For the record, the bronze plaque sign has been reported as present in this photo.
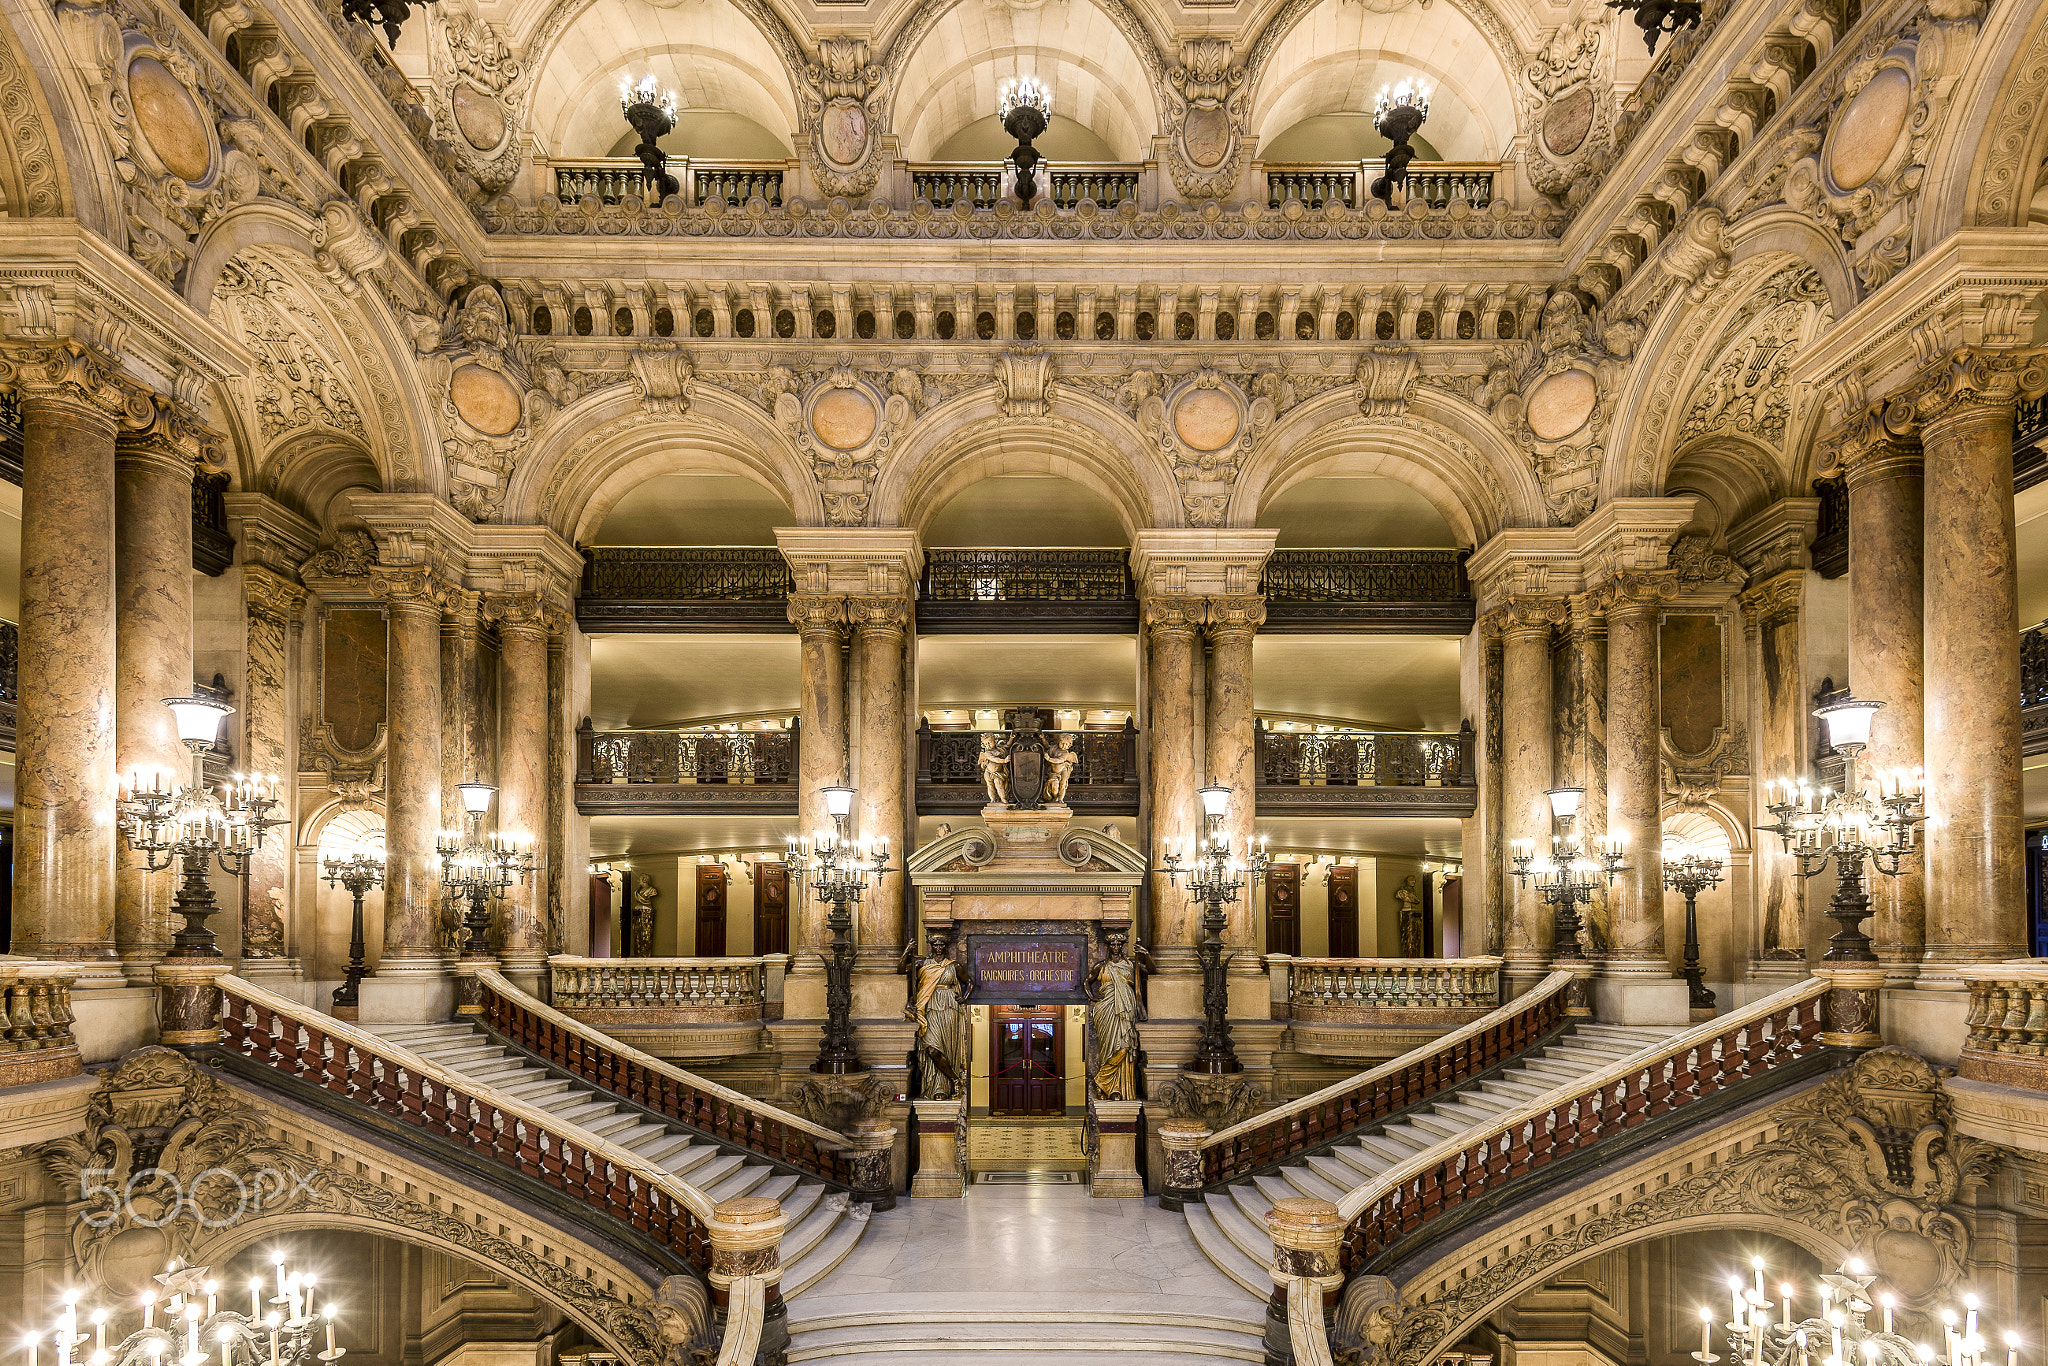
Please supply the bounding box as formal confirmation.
[967,934,1088,1003]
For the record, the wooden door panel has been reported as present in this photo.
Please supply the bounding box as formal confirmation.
[1266,863,1301,957]
[1327,865,1359,959]
[696,863,728,957]
[755,862,789,955]
[990,1007,1064,1116]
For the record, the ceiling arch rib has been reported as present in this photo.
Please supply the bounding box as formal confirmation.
[890,0,1160,164]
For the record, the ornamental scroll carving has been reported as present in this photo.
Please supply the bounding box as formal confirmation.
[32,1049,692,1366]
[1347,1048,1995,1366]
[426,3,525,194]
[1162,39,1249,201]
[801,38,887,200]
[754,360,921,525]
[1521,18,1613,207]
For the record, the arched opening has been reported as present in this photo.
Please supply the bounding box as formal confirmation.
[589,473,793,546]
[309,806,385,986]
[1259,476,1462,547]
[922,474,1127,547]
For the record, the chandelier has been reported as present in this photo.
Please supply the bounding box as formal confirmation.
[120,697,285,958]
[437,780,534,959]
[1162,785,1270,1074]
[785,786,891,1074]
[1711,1256,2018,1366]
[1509,786,1625,962]
[1759,694,1924,961]
[998,76,1053,209]
[618,75,681,200]
[340,0,434,49]
[1606,0,1701,55]
[24,1256,344,1366]
[1371,78,1431,206]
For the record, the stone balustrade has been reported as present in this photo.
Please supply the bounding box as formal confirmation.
[1273,956,1503,1025]
[547,954,787,1026]
[1959,963,2048,1087]
[0,959,82,1086]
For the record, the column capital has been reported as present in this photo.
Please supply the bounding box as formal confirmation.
[115,391,219,476]
[1889,346,2048,432]
[1481,594,1569,637]
[443,586,483,632]
[1204,594,1265,634]
[244,564,308,626]
[480,589,549,639]
[1817,398,1923,483]
[1727,498,1822,580]
[369,564,450,613]
[0,339,145,421]
[787,593,847,636]
[1566,591,1608,639]
[848,594,911,637]
[1591,570,1679,616]
[1738,569,1803,631]
[1141,596,1206,636]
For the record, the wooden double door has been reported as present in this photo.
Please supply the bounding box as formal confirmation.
[989,1005,1064,1116]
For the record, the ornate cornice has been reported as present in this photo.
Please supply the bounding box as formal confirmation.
[1888,346,2048,431]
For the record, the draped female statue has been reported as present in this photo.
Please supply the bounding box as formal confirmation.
[1086,931,1147,1101]
[902,929,973,1099]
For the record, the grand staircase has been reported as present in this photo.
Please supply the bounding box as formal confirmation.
[1182,1021,1680,1295]
[368,1021,869,1296]
[785,1309,1268,1364]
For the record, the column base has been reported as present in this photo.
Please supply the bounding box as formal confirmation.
[908,1099,963,1198]
[1590,974,1689,1026]
[357,969,457,1024]
[1879,985,1970,1066]
[1090,1100,1145,1198]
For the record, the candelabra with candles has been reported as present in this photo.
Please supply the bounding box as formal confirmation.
[619,75,681,200]
[1509,787,1626,964]
[1371,79,1431,205]
[785,786,891,1074]
[998,76,1052,208]
[1663,840,1725,1013]
[320,845,384,1017]
[1161,785,1270,1074]
[119,697,285,959]
[1706,1256,2018,1366]
[436,781,535,960]
[1758,695,1924,963]
[22,1255,344,1366]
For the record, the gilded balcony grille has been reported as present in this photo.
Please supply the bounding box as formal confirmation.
[921,548,1131,602]
[1256,722,1474,788]
[580,547,793,601]
[1260,549,1469,602]
[918,721,1137,788]
[577,725,797,786]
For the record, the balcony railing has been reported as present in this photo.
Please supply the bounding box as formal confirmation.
[575,723,799,814]
[548,955,786,1025]
[577,546,794,630]
[0,960,81,1087]
[1260,549,1473,631]
[2024,621,2048,756]
[918,548,1135,631]
[1276,956,1503,1024]
[1261,162,1499,210]
[916,717,1140,812]
[908,163,1145,210]
[547,158,787,207]
[1959,963,2048,1088]
[911,165,1003,210]
[1255,722,1476,816]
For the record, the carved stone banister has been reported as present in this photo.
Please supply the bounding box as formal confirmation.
[213,973,729,1269]
[1957,962,2048,1088]
[714,1276,769,1366]
[1283,956,1503,1023]
[0,956,82,1086]
[548,955,771,1025]
[1190,971,1576,1190]
[1336,976,1831,1272]
[475,967,855,1183]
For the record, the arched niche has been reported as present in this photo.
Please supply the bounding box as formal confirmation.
[263,431,385,534]
[922,474,1127,547]
[1665,438,1784,541]
[300,804,387,984]
[1258,475,1462,547]
[889,0,1161,163]
[590,474,795,546]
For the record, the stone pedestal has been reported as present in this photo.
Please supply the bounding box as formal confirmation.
[1880,986,1969,1065]
[707,1194,789,1363]
[1156,1118,1210,1212]
[1817,966,1885,1050]
[1590,973,1689,1026]
[1264,1198,1344,1366]
[909,1098,964,1197]
[847,1117,898,1210]
[1090,1100,1145,1198]
[155,958,230,1048]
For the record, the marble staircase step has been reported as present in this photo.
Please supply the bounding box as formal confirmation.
[787,1312,1264,1362]
[1204,1187,1276,1266]
[1180,1203,1270,1299]
[783,1199,869,1298]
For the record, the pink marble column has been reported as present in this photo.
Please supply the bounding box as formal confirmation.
[1144,598,1203,975]
[789,595,847,964]
[240,567,306,962]
[1844,434,1926,981]
[1498,600,1564,989]
[1204,596,1263,955]
[113,398,202,971]
[1603,573,1677,972]
[486,592,552,984]
[7,344,131,968]
[1566,597,1610,959]
[441,589,482,826]
[851,596,911,972]
[371,566,448,968]
[1909,363,2035,969]
[1739,573,1808,966]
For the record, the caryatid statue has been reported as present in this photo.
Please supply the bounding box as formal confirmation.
[902,929,973,1100]
[1086,931,1147,1101]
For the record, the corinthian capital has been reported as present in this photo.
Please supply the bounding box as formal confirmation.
[1891,346,2048,431]
[1140,597,1204,636]
[0,339,146,419]
[1816,396,1920,480]
[1205,594,1266,634]
[368,564,449,611]
[1594,570,1679,615]
[1738,570,1803,631]
[243,564,308,626]
[117,391,219,473]
[481,589,550,637]
[1483,595,1570,637]
[848,595,912,636]
[787,594,847,636]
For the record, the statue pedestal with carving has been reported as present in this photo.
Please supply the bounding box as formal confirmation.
[1090,1100,1145,1197]
[909,1098,964,1197]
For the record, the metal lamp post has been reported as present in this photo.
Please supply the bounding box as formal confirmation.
[1509,786,1626,963]
[620,75,681,201]
[1371,79,1430,206]
[436,781,535,961]
[1162,785,1269,1074]
[119,697,285,958]
[999,76,1052,208]
[321,845,384,1016]
[1759,694,1924,962]
[1661,841,1724,1013]
[787,785,891,1074]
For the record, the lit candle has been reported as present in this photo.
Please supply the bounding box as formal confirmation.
[144,1293,157,1331]
[265,1318,277,1366]
[322,1307,337,1356]
[1783,1285,1796,1328]
[2007,1332,2020,1366]
[1881,1294,1895,1336]
[1967,1297,1980,1341]
[92,1313,106,1355]
[204,1284,216,1319]
[186,1305,200,1361]
[1700,1307,1715,1360]
[217,1328,231,1366]
[1832,1310,1846,1362]
[249,1282,262,1320]
[1732,1278,1747,1328]
[25,1333,40,1366]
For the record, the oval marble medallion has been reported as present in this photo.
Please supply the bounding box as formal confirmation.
[1829,67,1912,191]
[1542,87,1596,158]
[128,56,212,183]
[811,388,877,449]
[1173,388,1240,451]
[450,364,522,436]
[450,84,507,152]
[1182,108,1230,168]
[1525,369,1598,441]
[821,101,868,167]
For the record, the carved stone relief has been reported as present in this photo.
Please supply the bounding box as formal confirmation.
[1521,18,1614,206]
[427,5,524,193]
[800,38,887,200]
[1162,39,1248,201]
[736,357,924,525]
[1673,265,1830,452]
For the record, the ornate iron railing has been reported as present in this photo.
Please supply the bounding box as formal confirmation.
[1280,957,1502,1022]
[2024,623,2048,756]
[1261,550,1469,602]
[477,968,855,1185]
[581,547,793,601]
[917,720,1138,788]
[1337,977,1829,1272]
[575,723,797,786]
[920,548,1131,602]
[1196,972,1574,1188]
[215,974,721,1270]
[1256,723,1474,788]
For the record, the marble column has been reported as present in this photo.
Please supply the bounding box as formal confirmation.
[789,594,847,967]
[850,596,911,974]
[1143,598,1203,976]
[441,589,482,821]
[1603,573,1677,972]
[485,593,552,985]
[1843,432,1926,981]
[1498,600,1563,990]
[113,397,201,972]
[8,344,130,969]
[1204,595,1263,956]
[1566,597,1610,959]
[371,566,448,970]
[1739,573,1809,967]
[241,566,307,963]
[1904,356,2040,970]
